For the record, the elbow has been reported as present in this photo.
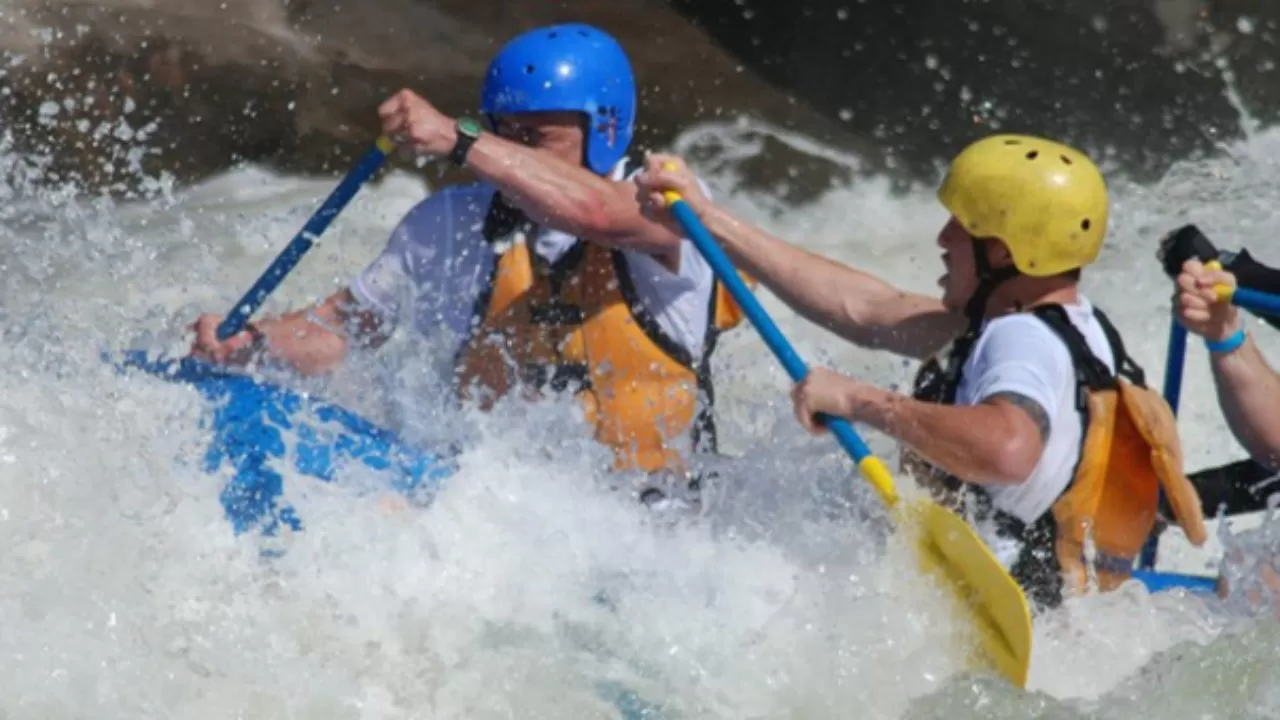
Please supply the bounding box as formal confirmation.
[568,188,622,239]
[1246,434,1280,472]
[835,297,883,349]
[989,433,1042,485]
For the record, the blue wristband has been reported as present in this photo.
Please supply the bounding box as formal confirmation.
[1206,326,1246,354]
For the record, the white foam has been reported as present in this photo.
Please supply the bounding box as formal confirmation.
[2,113,1280,717]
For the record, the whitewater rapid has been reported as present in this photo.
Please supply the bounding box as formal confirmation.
[1,116,1279,718]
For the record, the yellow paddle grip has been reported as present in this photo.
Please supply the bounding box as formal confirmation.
[858,455,899,508]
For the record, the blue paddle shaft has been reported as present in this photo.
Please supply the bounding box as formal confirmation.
[216,140,391,341]
[1162,322,1188,414]
[667,200,876,464]
[1232,287,1280,317]
[1145,285,1280,568]
[1142,318,1190,570]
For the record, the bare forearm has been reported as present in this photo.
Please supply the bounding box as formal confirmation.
[846,385,1041,485]
[465,134,676,256]
[1211,337,1280,468]
[701,204,959,358]
[254,290,385,376]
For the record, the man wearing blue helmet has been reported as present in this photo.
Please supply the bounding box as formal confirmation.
[189,23,750,500]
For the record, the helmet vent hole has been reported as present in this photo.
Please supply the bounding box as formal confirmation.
[578,29,589,36]
[548,31,558,38]
[1060,155,1072,165]
[1004,139,1021,145]
[1081,219,1091,231]
[524,64,536,74]
[1025,150,1039,160]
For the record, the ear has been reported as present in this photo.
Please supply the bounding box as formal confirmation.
[985,237,1014,267]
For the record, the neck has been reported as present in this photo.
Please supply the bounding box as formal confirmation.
[984,276,1080,318]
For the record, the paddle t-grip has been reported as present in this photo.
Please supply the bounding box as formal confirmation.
[216,136,395,341]
[659,164,898,506]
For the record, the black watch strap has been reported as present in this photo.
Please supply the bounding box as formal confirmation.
[449,117,483,167]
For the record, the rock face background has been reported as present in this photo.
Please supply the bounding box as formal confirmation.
[0,0,1276,196]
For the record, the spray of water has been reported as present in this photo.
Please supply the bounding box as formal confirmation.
[4,85,1280,718]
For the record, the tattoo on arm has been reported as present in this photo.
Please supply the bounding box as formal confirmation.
[985,391,1051,443]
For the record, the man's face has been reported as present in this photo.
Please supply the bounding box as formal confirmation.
[937,217,979,312]
[492,111,585,167]
[936,217,1016,312]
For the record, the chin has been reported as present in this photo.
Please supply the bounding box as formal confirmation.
[940,289,962,313]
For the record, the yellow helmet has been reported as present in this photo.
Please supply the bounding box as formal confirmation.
[937,134,1109,277]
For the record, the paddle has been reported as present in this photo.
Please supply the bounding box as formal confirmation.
[217,135,396,340]
[114,135,394,384]
[1217,285,1280,317]
[103,135,454,533]
[656,174,1034,688]
[1141,259,1235,571]
[1138,320,1189,570]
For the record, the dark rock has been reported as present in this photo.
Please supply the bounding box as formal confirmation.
[4,0,1280,201]
[0,0,885,199]
[666,0,1250,183]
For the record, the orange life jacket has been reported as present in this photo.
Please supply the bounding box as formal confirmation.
[453,194,751,476]
[901,303,1207,608]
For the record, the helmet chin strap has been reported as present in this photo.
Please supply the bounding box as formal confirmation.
[964,238,1020,331]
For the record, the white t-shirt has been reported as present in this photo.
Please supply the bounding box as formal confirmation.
[954,298,1116,546]
[349,160,717,366]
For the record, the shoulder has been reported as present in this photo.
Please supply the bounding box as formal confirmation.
[397,182,493,224]
[965,313,1075,392]
[975,313,1070,359]
[387,182,494,248]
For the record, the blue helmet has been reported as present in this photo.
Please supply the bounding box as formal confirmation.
[480,23,636,176]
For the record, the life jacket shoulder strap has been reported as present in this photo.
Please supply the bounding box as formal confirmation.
[1028,303,1148,393]
[1089,306,1147,387]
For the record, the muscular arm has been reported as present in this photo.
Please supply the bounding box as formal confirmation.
[1211,334,1280,469]
[845,386,1048,485]
[699,204,964,360]
[250,289,390,376]
[463,133,684,266]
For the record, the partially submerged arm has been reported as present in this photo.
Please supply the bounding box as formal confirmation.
[250,289,389,375]
[192,288,389,377]
[190,194,454,374]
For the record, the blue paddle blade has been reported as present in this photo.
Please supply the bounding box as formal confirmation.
[106,349,457,535]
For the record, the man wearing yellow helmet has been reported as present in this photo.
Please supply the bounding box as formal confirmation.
[635,135,1207,609]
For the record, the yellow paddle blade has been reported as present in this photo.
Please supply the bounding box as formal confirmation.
[903,500,1034,688]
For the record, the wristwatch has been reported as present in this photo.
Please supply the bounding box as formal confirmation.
[449,117,483,167]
